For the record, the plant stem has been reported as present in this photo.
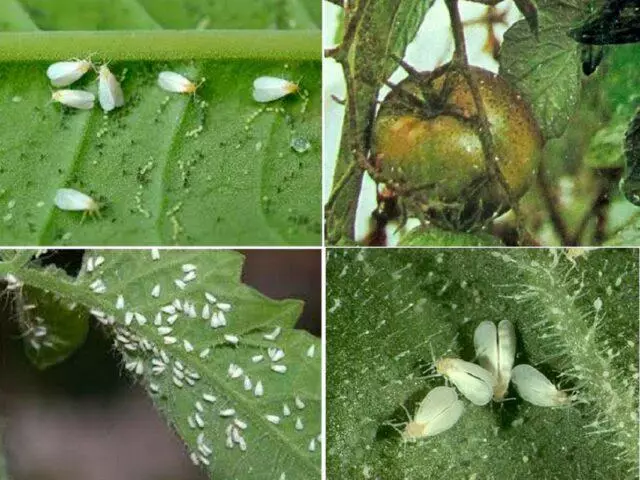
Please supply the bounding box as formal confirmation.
[325,0,372,243]
[537,164,573,245]
[0,30,320,62]
[445,0,526,242]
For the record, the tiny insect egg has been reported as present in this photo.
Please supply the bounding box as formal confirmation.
[252,76,299,103]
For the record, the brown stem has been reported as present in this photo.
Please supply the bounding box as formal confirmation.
[537,165,573,245]
[325,0,374,243]
[444,0,526,242]
[325,161,358,212]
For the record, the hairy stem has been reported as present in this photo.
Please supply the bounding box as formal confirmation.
[0,30,319,62]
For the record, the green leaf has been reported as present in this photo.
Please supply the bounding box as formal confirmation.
[584,43,640,172]
[327,248,638,479]
[622,108,640,206]
[351,0,434,86]
[18,284,90,369]
[499,0,586,140]
[0,249,321,479]
[584,113,627,169]
[399,226,502,246]
[0,1,321,246]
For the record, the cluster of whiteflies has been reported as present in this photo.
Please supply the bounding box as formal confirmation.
[46,58,301,215]
[402,320,574,441]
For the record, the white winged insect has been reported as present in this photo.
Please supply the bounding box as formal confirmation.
[401,386,464,442]
[98,65,125,112]
[54,188,101,219]
[47,59,92,87]
[511,364,573,407]
[51,90,95,110]
[157,71,201,94]
[473,320,516,401]
[252,76,299,103]
[435,357,495,406]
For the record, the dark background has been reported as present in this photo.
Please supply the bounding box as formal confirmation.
[0,249,321,480]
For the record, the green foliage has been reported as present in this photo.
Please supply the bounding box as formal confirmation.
[0,0,321,246]
[0,249,321,479]
[399,226,502,246]
[499,0,587,140]
[18,284,90,369]
[622,109,640,206]
[326,248,638,479]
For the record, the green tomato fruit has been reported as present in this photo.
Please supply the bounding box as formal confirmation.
[373,64,543,229]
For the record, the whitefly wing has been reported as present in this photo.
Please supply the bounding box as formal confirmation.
[496,320,516,392]
[158,71,193,93]
[474,321,498,378]
[441,358,495,406]
[252,76,296,102]
[54,188,94,211]
[512,364,568,407]
[47,60,91,87]
[99,66,124,112]
[414,386,464,437]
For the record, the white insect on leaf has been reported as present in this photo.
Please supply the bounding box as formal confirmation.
[46,59,92,87]
[54,188,101,218]
[158,71,200,94]
[511,364,573,407]
[435,357,495,406]
[252,76,299,103]
[98,65,125,112]
[402,386,464,442]
[51,89,95,110]
[473,320,516,401]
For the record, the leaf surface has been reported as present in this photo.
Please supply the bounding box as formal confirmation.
[0,0,321,246]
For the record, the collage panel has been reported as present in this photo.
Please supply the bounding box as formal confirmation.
[323,0,640,247]
[326,247,639,479]
[0,249,321,479]
[0,0,321,246]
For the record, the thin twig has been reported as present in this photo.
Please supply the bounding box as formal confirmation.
[537,165,573,245]
[325,161,359,211]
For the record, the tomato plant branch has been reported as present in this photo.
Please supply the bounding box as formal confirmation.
[536,165,573,245]
[324,0,372,243]
[445,0,526,242]
[0,30,319,62]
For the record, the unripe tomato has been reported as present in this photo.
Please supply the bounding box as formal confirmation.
[373,64,543,229]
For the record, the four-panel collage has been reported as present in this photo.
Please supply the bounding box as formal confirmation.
[0,0,638,479]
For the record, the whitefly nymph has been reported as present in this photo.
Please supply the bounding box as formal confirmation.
[435,357,496,406]
[473,320,516,401]
[511,364,573,407]
[402,386,464,442]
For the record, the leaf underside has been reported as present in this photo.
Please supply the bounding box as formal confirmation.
[1,249,321,479]
[0,0,321,246]
[327,248,638,479]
